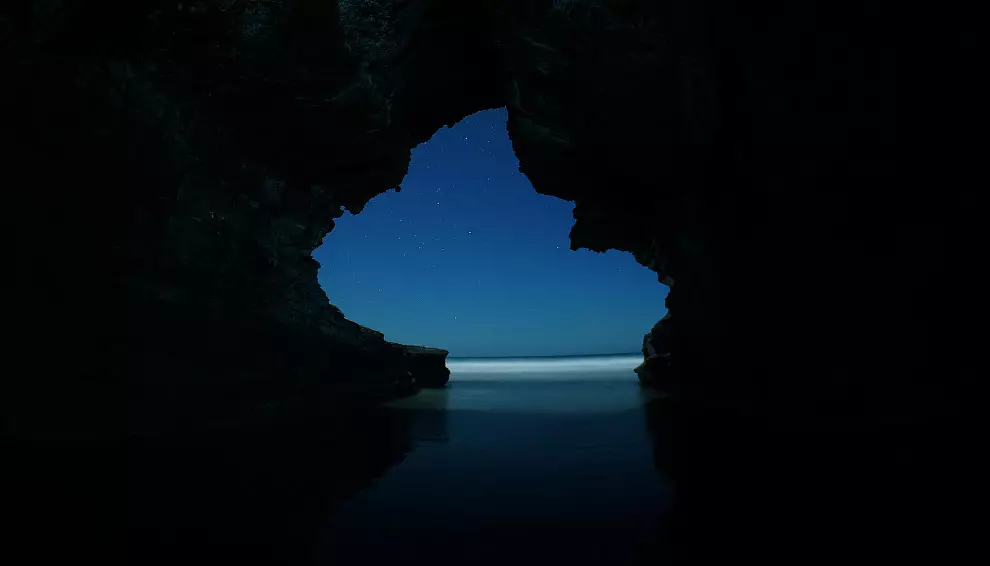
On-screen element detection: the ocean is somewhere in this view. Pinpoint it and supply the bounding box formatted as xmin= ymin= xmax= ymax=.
xmin=127 ymin=354 xmax=674 ymax=565
xmin=317 ymin=354 xmax=674 ymax=564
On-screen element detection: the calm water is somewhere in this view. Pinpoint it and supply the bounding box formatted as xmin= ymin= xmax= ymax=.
xmin=317 ymin=354 xmax=674 ymax=564
xmin=126 ymin=355 xmax=674 ymax=565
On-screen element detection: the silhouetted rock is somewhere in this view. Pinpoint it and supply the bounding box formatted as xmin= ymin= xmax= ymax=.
xmin=401 ymin=346 xmax=451 ymax=388
xmin=636 ymin=312 xmax=675 ymax=388
xmin=634 ymin=354 xmax=670 ymax=387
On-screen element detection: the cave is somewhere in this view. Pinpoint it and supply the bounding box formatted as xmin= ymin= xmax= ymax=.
xmin=4 ymin=1 xmax=979 ymax=564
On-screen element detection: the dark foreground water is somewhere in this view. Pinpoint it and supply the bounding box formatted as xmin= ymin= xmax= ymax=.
xmin=318 ymin=354 xmax=673 ymax=563
xmin=127 ymin=355 xmax=674 ymax=565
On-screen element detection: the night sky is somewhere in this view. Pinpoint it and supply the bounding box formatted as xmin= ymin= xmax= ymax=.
xmin=314 ymin=109 xmax=667 ymax=357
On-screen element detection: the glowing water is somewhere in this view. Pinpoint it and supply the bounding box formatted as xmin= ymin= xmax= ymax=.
xmin=445 ymin=353 xmax=642 ymax=377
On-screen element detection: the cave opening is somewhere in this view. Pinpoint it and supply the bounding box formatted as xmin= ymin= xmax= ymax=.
xmin=312 ymin=108 xmax=667 ymax=358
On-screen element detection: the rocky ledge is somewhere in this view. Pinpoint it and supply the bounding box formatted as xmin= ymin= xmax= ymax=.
xmin=634 ymin=313 xmax=674 ymax=390
xmin=401 ymin=346 xmax=452 ymax=388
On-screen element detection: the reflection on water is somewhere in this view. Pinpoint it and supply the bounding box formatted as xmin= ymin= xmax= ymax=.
xmin=318 ymin=363 xmax=674 ymax=564
xmin=127 ymin=410 xmax=417 ymax=566
xmin=127 ymin=357 xmax=675 ymax=565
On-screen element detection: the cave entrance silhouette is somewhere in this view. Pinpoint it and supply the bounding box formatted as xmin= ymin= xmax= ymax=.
xmin=312 ymin=108 xmax=668 ymax=358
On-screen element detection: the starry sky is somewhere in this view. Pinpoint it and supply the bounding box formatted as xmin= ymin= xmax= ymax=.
xmin=313 ymin=108 xmax=667 ymax=358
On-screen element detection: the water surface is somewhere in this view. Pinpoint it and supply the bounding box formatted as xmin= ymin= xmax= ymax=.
xmin=318 ymin=354 xmax=673 ymax=563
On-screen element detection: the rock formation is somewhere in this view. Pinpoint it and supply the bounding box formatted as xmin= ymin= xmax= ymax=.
xmin=634 ymin=312 xmax=673 ymax=389
xmin=403 ymin=346 xmax=451 ymax=388
xmin=4 ymin=0 xmax=979 ymax=561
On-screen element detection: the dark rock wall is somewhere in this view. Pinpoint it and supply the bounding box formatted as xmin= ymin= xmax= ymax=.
xmin=2 ymin=0 xmax=468 ymax=435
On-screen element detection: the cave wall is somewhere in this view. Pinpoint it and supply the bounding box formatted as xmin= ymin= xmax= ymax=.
xmin=5 ymin=0 xmax=977 ymax=442
xmin=495 ymin=0 xmax=978 ymax=428
xmin=3 ymin=0 xmax=488 ymax=435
